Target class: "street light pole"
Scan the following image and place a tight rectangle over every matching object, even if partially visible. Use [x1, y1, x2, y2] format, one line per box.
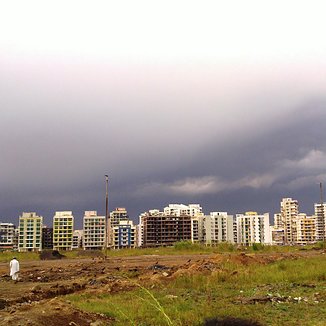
[105, 175, 109, 259]
[320, 182, 325, 248]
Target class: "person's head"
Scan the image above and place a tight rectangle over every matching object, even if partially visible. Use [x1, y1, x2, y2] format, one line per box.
[13, 257, 17, 260]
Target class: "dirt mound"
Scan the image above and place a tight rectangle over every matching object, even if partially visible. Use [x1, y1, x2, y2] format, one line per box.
[39, 250, 65, 260]
[1, 298, 113, 326]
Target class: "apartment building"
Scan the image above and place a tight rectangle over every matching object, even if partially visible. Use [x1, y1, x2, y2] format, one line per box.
[271, 213, 285, 245]
[237, 212, 271, 245]
[164, 204, 203, 217]
[72, 230, 83, 249]
[142, 210, 192, 247]
[112, 220, 136, 249]
[0, 222, 16, 250]
[281, 198, 299, 245]
[42, 226, 53, 249]
[83, 211, 105, 250]
[191, 216, 200, 243]
[295, 214, 316, 245]
[136, 214, 144, 247]
[314, 203, 326, 242]
[110, 207, 129, 227]
[18, 212, 43, 252]
[53, 211, 74, 250]
[203, 212, 235, 245]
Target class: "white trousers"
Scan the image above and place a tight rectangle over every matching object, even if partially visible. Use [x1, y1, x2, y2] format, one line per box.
[12, 272, 19, 281]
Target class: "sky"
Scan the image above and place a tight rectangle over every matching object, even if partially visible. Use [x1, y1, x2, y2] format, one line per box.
[1, 1, 326, 228]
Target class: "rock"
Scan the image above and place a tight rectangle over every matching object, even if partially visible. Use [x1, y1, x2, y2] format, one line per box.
[0, 299, 7, 310]
[31, 285, 42, 293]
[90, 321, 106, 326]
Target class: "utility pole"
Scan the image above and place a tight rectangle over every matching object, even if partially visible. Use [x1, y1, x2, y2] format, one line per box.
[105, 175, 109, 259]
[320, 182, 325, 247]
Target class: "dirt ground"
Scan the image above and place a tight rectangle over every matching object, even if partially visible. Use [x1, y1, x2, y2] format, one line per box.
[0, 250, 324, 325]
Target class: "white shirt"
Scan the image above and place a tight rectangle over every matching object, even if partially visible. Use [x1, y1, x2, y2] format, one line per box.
[10, 259, 19, 276]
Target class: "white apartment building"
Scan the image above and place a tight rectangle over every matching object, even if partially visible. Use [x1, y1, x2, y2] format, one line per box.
[237, 212, 271, 245]
[273, 213, 283, 228]
[112, 220, 136, 249]
[109, 208, 129, 247]
[18, 212, 43, 252]
[281, 198, 299, 245]
[164, 204, 203, 217]
[137, 214, 145, 247]
[271, 213, 285, 245]
[83, 211, 105, 250]
[110, 207, 129, 227]
[0, 222, 16, 250]
[191, 216, 200, 243]
[72, 230, 83, 249]
[53, 211, 74, 250]
[202, 212, 235, 245]
[314, 203, 326, 242]
[295, 214, 316, 245]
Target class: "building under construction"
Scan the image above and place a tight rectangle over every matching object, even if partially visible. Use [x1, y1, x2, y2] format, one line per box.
[142, 212, 192, 247]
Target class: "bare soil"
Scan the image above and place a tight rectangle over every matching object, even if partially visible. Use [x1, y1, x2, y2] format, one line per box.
[0, 250, 323, 325]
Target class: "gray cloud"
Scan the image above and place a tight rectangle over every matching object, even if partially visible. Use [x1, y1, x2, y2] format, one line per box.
[1, 54, 326, 227]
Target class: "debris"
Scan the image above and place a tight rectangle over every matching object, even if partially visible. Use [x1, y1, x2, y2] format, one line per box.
[165, 295, 178, 299]
[148, 264, 169, 271]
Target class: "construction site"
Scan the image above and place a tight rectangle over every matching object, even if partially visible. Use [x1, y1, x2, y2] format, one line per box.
[0, 246, 325, 325]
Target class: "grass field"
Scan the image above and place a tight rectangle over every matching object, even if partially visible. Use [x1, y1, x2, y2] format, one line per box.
[0, 241, 315, 263]
[66, 251, 326, 326]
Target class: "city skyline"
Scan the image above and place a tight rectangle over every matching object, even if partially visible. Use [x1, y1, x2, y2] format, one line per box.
[0, 194, 324, 230]
[1, 1, 326, 225]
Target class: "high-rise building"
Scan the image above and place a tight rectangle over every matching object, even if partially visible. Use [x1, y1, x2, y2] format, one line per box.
[42, 226, 53, 250]
[53, 211, 74, 250]
[142, 209, 192, 247]
[109, 208, 130, 247]
[203, 212, 235, 245]
[295, 214, 316, 245]
[314, 203, 326, 242]
[18, 212, 43, 252]
[83, 211, 105, 250]
[0, 222, 16, 250]
[191, 216, 200, 243]
[112, 220, 136, 249]
[72, 230, 83, 249]
[163, 204, 203, 217]
[236, 212, 271, 245]
[110, 207, 129, 227]
[271, 213, 285, 245]
[137, 214, 145, 247]
[281, 198, 299, 245]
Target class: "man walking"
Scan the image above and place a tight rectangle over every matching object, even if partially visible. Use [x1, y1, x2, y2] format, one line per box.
[10, 257, 20, 282]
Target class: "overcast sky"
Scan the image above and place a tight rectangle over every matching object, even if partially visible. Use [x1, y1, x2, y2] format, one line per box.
[1, 1, 326, 227]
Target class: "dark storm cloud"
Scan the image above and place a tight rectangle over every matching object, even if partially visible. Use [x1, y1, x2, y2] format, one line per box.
[130, 101, 326, 218]
[1, 68, 326, 227]
[1, 0, 326, 227]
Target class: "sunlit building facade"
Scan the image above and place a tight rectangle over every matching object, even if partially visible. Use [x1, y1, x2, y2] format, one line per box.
[83, 211, 105, 250]
[237, 212, 271, 245]
[53, 211, 74, 250]
[18, 212, 43, 252]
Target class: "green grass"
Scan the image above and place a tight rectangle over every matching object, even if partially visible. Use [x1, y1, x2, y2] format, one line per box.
[0, 251, 39, 262]
[0, 241, 316, 263]
[66, 254, 326, 326]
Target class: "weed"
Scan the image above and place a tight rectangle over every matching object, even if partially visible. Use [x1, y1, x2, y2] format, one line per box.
[66, 254, 326, 325]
